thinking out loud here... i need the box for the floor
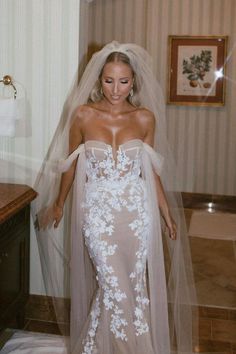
[183,192,236,354]
[1,192,236,353]
[185,209,236,309]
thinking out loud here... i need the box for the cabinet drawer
[0,206,30,328]
[0,237,29,317]
[0,206,29,242]
[0,183,36,330]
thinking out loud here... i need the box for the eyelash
[104,80,129,84]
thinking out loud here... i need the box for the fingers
[163,224,177,240]
[170,229,177,240]
[165,221,177,240]
[54,216,61,228]
[53,203,63,228]
[35,204,63,230]
[53,211,63,228]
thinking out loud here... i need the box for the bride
[34,42,198,354]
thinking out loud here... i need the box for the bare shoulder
[69,105,93,149]
[135,107,156,130]
[73,104,95,123]
[71,104,97,131]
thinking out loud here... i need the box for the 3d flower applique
[82,143,151,350]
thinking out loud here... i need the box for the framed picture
[167,36,228,106]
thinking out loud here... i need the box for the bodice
[58,138,164,183]
[84,139,143,185]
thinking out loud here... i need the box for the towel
[0,97,25,137]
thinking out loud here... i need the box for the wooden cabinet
[0,184,37,331]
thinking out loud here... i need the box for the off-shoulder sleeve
[143,142,164,175]
[58,144,85,172]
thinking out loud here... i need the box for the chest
[84,140,143,180]
[83,115,144,143]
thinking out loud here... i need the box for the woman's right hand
[53,203,64,228]
[36,202,64,230]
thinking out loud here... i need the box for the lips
[111,95,120,100]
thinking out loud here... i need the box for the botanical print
[177,45,217,96]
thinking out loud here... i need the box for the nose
[112,82,119,94]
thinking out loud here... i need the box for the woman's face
[101,61,133,105]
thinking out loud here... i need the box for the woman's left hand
[164,214,177,240]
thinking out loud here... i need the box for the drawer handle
[1,252,8,258]
[0,252,8,264]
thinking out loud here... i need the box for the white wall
[0,0,80,294]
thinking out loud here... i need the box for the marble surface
[184,201,236,310]
[184,197,236,352]
[182,192,236,213]
[190,236,236,309]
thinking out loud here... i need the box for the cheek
[124,85,132,92]
[120,84,133,95]
[101,83,111,93]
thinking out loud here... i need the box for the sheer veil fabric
[32,41,198,353]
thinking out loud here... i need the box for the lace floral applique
[128,184,150,335]
[82,292,101,354]
[83,201,128,342]
[82,144,150,351]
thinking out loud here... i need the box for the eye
[120,80,129,84]
[104,79,113,84]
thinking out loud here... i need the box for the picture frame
[167,35,228,106]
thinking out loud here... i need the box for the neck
[101,97,131,114]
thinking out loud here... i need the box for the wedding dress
[58,138,172,354]
[32,42,198,354]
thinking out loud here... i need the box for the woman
[34,42,197,354]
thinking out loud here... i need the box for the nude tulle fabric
[38,139,195,354]
[30,42,198,354]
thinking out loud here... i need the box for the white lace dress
[61,139,168,354]
[81,139,153,354]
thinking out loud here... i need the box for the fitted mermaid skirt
[35,137,196,354]
[78,140,155,354]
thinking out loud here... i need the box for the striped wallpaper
[0,0,235,294]
[81,0,236,196]
[0,0,80,185]
[0,0,80,294]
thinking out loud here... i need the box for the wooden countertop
[0,183,37,224]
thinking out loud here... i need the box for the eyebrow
[103,76,130,80]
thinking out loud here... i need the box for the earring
[129,87,134,97]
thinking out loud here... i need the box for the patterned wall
[0,0,80,185]
[82,0,236,196]
[0,0,80,294]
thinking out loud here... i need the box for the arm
[142,111,177,240]
[153,174,177,240]
[53,111,83,228]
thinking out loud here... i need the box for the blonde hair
[89,51,141,106]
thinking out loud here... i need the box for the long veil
[32,41,198,353]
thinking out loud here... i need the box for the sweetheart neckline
[84,139,143,165]
[84,138,143,150]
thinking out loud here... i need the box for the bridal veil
[32,41,198,354]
